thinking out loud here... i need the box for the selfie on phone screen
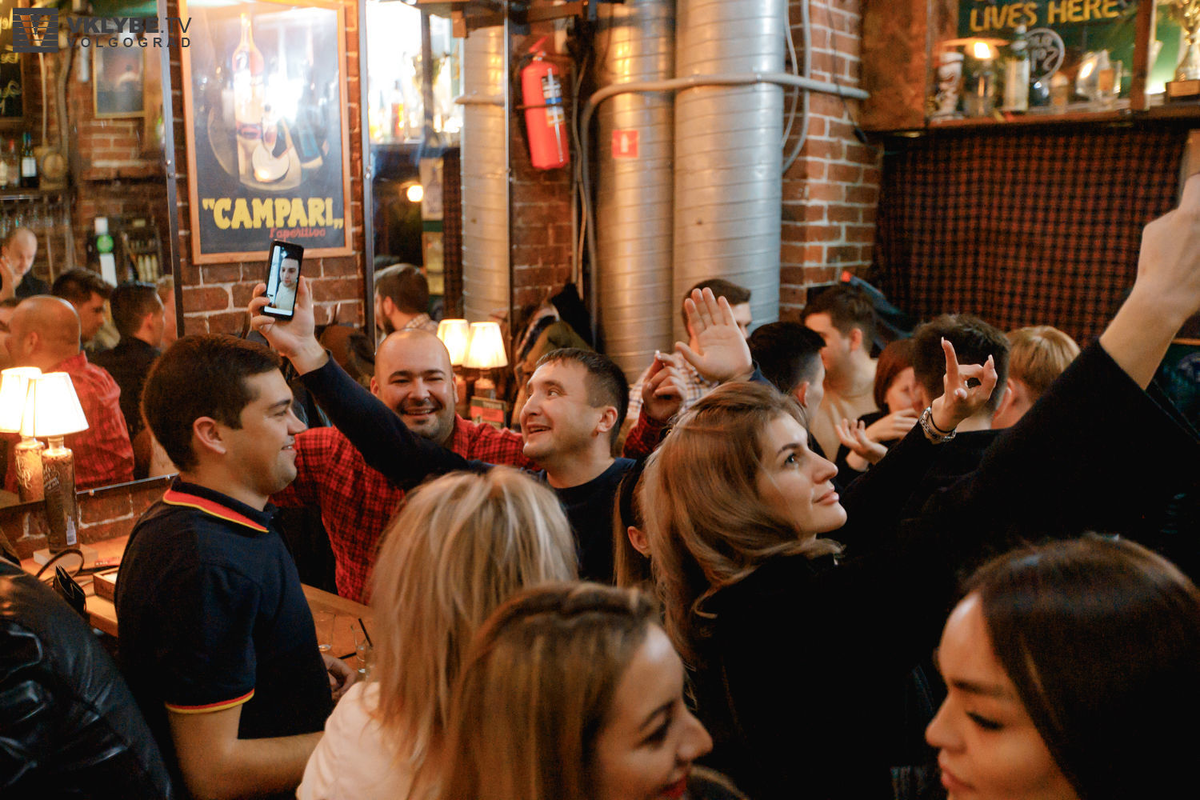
[265,241,303,318]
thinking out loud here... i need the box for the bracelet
[919,407,957,444]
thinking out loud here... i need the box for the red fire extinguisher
[520,38,570,170]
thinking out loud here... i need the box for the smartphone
[263,240,304,319]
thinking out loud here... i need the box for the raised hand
[641,352,687,423]
[836,417,889,465]
[929,338,998,432]
[863,410,919,443]
[675,288,754,383]
[248,276,328,374]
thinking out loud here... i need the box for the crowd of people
[2,174,1200,800]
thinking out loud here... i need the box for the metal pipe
[156,0,183,334]
[504,2,515,354]
[360,0,376,334]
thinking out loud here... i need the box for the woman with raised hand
[833,337,921,475]
[929,536,1200,800]
[640,178,1200,799]
[441,582,743,800]
[297,467,577,800]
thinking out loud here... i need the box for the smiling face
[926,595,1078,800]
[754,413,846,537]
[884,366,922,415]
[592,625,713,800]
[219,370,306,501]
[370,332,457,446]
[520,360,611,465]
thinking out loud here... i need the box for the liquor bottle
[231,13,265,180]
[5,140,18,189]
[1003,25,1030,113]
[390,80,405,141]
[20,133,37,189]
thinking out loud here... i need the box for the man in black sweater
[94,281,165,440]
[249,285,754,584]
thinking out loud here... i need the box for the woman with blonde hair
[641,238,1200,799]
[298,467,577,800]
[442,583,741,800]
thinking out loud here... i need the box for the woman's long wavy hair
[642,382,841,665]
[369,467,577,796]
[441,583,659,800]
[965,536,1200,800]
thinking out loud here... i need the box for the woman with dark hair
[441,583,743,800]
[833,338,921,475]
[640,183,1200,799]
[929,536,1200,800]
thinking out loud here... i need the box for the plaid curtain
[875,126,1187,343]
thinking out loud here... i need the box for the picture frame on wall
[180,0,354,264]
[94,44,146,119]
[0,0,32,129]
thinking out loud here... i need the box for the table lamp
[463,321,508,399]
[28,372,89,555]
[437,318,471,414]
[0,367,45,502]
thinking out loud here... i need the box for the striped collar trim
[162,488,269,533]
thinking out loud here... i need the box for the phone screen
[264,241,303,318]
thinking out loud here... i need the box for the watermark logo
[12,8,59,54]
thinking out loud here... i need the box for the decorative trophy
[1163,0,1200,100]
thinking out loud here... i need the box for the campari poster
[181,0,352,263]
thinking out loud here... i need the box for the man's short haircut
[748,321,824,395]
[680,278,751,327]
[873,338,914,409]
[1006,326,1080,401]
[910,314,1011,412]
[801,285,877,344]
[142,335,282,470]
[374,264,429,315]
[534,347,629,447]
[110,282,161,339]
[0,297,20,310]
[52,269,112,304]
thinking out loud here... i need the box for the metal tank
[593,0,676,382]
[460,26,510,322]
[673,0,783,343]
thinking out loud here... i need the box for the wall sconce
[437,318,471,415]
[463,321,508,399]
[28,373,90,556]
[0,367,45,502]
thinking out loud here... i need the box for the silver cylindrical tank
[594,0,676,382]
[673,0,783,343]
[461,27,510,322]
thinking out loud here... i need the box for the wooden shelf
[884,101,1200,136]
[0,187,66,200]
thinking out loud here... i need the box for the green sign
[956,0,1181,94]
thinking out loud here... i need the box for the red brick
[845,142,880,165]
[802,138,843,161]
[205,311,248,335]
[512,224,551,246]
[845,185,879,204]
[182,285,230,313]
[827,244,862,264]
[79,492,133,526]
[845,225,875,243]
[829,163,862,183]
[827,204,860,223]
[201,264,243,284]
[322,257,360,278]
[808,182,844,202]
[803,203,826,222]
[310,277,361,302]
[803,225,842,243]
[231,282,260,308]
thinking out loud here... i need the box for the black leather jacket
[0,561,174,798]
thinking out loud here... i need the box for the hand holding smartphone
[263,240,304,319]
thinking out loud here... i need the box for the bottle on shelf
[19,134,37,190]
[1003,25,1030,113]
[4,140,18,189]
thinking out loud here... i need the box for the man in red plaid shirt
[4,297,134,490]
[272,328,671,602]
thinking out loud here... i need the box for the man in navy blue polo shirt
[116,334,355,799]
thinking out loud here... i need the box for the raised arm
[249,278,478,489]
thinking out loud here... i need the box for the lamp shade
[0,367,41,433]
[437,319,471,366]
[27,372,89,438]
[463,322,508,370]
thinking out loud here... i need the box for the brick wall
[2,476,170,560]
[780,0,882,320]
[168,0,367,335]
[509,32,575,311]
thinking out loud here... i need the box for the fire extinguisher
[520,38,570,170]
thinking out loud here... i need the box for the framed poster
[0,0,30,127]
[94,45,146,119]
[180,0,353,263]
